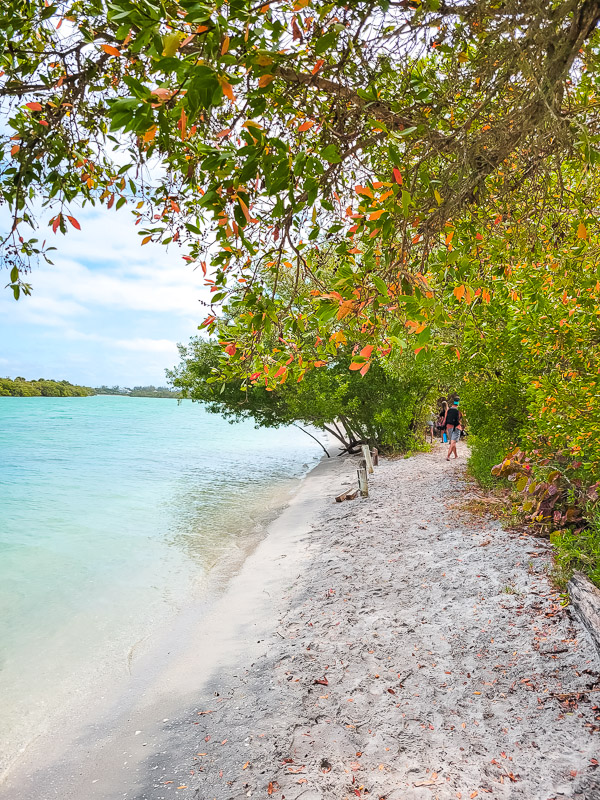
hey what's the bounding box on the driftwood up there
[568,571,600,656]
[371,447,379,466]
[335,488,359,503]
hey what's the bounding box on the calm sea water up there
[0,396,322,773]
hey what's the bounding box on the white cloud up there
[0,205,211,384]
[64,329,179,356]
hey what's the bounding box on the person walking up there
[437,401,448,443]
[426,412,436,444]
[443,397,463,461]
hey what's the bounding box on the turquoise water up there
[0,396,322,772]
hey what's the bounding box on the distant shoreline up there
[0,378,180,399]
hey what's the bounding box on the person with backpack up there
[443,397,463,461]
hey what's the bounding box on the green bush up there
[467,435,508,489]
[551,511,600,590]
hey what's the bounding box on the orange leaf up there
[445,230,454,245]
[475,232,483,241]
[360,345,373,359]
[577,221,588,239]
[10,144,20,156]
[52,214,61,233]
[143,125,157,143]
[67,215,80,230]
[312,59,324,74]
[455,348,460,361]
[393,167,402,185]
[368,209,386,221]
[360,362,371,376]
[349,362,363,371]
[313,361,327,367]
[238,197,256,224]
[216,128,231,138]
[26,102,43,111]
[141,235,152,245]
[453,284,465,300]
[298,120,315,132]
[348,247,362,254]
[219,78,236,102]
[355,185,373,198]
[221,36,230,55]
[179,106,187,140]
[259,74,274,87]
[101,44,122,57]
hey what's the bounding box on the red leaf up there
[52,214,61,233]
[312,59,324,74]
[291,16,302,41]
[298,120,315,132]
[67,215,81,230]
[314,676,329,686]
[26,102,43,111]
[393,167,403,185]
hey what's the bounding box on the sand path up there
[6,444,599,800]
[134,444,600,800]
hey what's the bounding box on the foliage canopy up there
[3,0,600,495]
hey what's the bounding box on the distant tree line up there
[0,377,94,397]
[1,379,181,398]
[94,385,181,398]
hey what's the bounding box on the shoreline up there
[4,445,600,799]
[0,453,352,799]
[0,420,324,789]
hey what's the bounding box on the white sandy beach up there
[2,444,600,800]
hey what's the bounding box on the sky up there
[0,205,212,387]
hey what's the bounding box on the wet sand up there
[3,445,600,799]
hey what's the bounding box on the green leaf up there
[321,144,341,163]
[315,31,338,55]
[372,275,389,297]
[402,189,411,217]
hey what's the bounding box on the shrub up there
[551,509,600,590]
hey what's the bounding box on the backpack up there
[445,406,459,427]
